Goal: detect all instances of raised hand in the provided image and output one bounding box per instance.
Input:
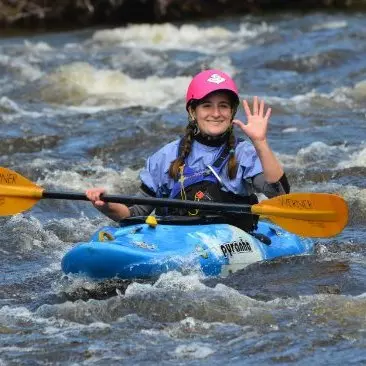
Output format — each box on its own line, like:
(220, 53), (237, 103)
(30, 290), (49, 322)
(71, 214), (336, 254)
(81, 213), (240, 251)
(232, 96), (271, 143)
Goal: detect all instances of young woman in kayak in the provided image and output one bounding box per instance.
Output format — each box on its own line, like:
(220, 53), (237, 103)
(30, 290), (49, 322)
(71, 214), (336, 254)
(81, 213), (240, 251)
(86, 69), (290, 231)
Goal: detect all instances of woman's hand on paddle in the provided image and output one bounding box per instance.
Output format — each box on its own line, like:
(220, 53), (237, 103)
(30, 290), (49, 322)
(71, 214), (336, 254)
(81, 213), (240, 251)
(86, 187), (131, 221)
(86, 188), (107, 207)
(233, 96), (271, 143)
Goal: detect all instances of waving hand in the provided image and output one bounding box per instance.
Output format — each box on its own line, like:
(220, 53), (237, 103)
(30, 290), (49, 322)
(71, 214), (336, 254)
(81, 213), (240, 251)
(233, 96), (271, 143)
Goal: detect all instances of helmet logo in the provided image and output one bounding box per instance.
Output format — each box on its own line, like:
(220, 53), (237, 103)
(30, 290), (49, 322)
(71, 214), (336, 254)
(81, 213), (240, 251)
(207, 73), (226, 84)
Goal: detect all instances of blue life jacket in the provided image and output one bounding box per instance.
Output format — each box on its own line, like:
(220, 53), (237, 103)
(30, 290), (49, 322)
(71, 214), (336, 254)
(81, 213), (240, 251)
(168, 139), (233, 200)
(156, 137), (259, 232)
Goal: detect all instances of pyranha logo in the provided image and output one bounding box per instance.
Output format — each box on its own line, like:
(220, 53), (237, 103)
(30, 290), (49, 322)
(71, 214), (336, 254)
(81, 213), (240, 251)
(220, 238), (252, 257)
(207, 74), (226, 84)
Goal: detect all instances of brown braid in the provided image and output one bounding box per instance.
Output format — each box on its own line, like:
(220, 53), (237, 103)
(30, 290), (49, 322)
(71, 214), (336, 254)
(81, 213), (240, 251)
(169, 121), (195, 180)
(226, 92), (239, 179)
(227, 127), (238, 179)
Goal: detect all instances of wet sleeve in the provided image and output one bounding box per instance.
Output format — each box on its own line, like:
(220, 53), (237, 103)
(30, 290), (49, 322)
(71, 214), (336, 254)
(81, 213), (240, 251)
(251, 172), (290, 198)
(128, 186), (155, 217)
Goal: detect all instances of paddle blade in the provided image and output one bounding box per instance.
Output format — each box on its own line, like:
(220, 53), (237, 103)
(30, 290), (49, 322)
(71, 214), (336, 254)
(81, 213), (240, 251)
(0, 167), (43, 216)
(252, 193), (348, 237)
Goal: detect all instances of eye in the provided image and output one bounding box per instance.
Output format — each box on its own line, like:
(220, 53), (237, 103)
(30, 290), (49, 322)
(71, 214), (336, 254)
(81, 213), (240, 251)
(201, 103), (211, 108)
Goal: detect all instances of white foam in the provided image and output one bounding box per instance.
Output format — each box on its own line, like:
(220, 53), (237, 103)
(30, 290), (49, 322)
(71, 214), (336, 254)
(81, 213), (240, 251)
(41, 62), (190, 109)
(3, 214), (63, 252)
(312, 20), (348, 31)
(350, 80), (366, 101)
(337, 146), (366, 168)
(173, 343), (215, 359)
(91, 23), (233, 52)
(37, 160), (140, 193)
(90, 21), (274, 54)
(279, 141), (349, 170)
(0, 54), (43, 82)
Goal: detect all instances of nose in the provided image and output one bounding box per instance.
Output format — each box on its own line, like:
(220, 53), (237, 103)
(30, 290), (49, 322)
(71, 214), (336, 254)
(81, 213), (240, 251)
(211, 105), (221, 117)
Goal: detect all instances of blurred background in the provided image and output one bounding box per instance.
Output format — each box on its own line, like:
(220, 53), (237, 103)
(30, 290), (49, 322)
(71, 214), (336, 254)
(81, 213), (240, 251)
(2, 0), (366, 32)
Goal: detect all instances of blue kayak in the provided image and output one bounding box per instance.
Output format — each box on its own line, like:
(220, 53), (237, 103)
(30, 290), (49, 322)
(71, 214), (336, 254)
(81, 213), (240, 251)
(61, 216), (314, 280)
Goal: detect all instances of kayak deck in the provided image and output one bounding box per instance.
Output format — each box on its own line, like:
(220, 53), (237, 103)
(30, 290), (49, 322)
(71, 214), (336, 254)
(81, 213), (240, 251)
(61, 216), (314, 280)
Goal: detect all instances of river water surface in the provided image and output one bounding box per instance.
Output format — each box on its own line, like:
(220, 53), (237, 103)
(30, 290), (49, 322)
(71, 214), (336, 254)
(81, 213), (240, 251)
(0, 11), (365, 365)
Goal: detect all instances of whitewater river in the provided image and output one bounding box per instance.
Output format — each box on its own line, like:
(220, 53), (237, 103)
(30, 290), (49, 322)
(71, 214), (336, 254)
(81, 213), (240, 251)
(0, 11), (365, 365)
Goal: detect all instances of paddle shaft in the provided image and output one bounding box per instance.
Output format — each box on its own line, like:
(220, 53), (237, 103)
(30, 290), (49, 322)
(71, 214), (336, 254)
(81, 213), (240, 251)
(42, 191), (253, 214)
(0, 166), (349, 237)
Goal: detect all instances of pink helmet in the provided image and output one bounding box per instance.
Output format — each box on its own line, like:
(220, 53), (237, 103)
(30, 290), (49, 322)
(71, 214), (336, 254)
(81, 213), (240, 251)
(185, 69), (239, 110)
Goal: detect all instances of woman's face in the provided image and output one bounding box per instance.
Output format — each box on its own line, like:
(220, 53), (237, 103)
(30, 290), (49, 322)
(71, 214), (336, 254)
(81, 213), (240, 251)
(190, 92), (233, 136)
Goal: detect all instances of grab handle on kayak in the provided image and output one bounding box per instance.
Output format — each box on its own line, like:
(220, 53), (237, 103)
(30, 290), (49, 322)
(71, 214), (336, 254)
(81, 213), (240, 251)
(98, 231), (115, 242)
(145, 215), (158, 228)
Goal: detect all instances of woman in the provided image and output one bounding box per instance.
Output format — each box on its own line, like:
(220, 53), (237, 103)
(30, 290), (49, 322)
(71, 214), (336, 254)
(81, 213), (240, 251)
(86, 69), (289, 231)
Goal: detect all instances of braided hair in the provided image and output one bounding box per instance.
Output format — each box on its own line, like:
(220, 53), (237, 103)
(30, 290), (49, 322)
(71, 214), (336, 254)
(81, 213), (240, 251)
(168, 119), (195, 180)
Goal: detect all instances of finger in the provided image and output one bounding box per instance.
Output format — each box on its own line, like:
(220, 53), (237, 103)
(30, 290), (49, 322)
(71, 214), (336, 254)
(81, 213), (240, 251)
(232, 119), (242, 126)
(85, 190), (94, 200)
(264, 107), (272, 121)
(242, 100), (252, 117)
(233, 119), (248, 132)
(95, 200), (106, 207)
(91, 195), (98, 202)
(259, 99), (264, 117)
(253, 96), (258, 115)
(89, 192), (101, 202)
(86, 188), (105, 198)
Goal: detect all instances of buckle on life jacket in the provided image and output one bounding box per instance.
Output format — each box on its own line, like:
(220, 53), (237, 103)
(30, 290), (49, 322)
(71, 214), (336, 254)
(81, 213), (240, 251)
(195, 191), (205, 200)
(206, 164), (223, 185)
